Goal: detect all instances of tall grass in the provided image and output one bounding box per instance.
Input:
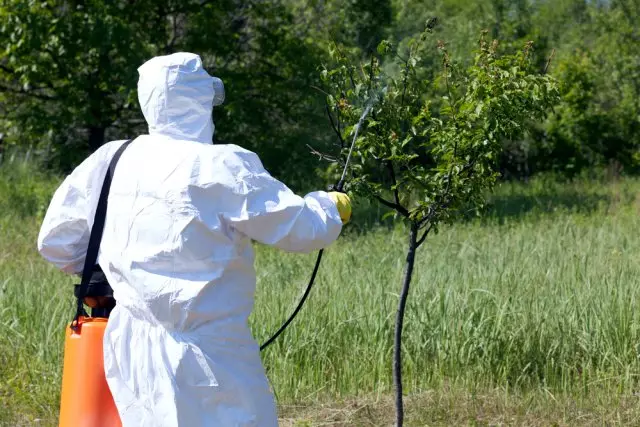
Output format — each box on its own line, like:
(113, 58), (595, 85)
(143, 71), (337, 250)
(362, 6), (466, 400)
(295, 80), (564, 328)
(2, 160), (640, 425)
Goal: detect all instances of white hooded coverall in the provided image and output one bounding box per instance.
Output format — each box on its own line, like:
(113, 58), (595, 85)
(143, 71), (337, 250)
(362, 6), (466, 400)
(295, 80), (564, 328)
(37, 52), (344, 426)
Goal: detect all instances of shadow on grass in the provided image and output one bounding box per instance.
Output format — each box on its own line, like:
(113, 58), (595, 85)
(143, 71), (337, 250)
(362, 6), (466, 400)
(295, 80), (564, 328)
(482, 190), (612, 221)
(460, 174), (640, 225)
(344, 185), (621, 235)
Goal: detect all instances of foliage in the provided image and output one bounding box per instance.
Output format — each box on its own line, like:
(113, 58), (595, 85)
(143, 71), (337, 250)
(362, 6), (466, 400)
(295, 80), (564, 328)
(390, 0), (640, 181)
(321, 26), (559, 230)
(539, 5), (640, 177)
(0, 0), (638, 187)
(0, 0), (161, 169)
(0, 0), (339, 185)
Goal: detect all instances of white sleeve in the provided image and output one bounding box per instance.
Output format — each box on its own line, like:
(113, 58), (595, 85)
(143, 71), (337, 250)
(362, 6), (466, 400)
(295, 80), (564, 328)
(36, 141), (125, 274)
(219, 149), (343, 253)
(37, 167), (93, 274)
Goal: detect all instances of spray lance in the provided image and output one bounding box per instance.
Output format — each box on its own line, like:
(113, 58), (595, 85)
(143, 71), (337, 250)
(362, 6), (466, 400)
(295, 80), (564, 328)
(259, 90), (413, 427)
(259, 103), (373, 351)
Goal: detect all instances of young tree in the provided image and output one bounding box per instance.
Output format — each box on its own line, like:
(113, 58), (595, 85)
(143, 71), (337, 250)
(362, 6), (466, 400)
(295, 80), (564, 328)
(320, 24), (559, 425)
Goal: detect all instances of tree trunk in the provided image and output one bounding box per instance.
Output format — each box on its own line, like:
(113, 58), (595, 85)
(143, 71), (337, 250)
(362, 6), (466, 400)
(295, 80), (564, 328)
(88, 126), (106, 152)
(394, 221), (419, 427)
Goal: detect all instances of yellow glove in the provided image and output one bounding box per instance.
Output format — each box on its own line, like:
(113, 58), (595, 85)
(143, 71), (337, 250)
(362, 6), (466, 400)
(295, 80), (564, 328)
(328, 191), (352, 224)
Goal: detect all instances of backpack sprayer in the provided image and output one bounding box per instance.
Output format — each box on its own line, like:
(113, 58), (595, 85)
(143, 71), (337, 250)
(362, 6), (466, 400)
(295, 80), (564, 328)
(58, 140), (132, 427)
(57, 101), (373, 427)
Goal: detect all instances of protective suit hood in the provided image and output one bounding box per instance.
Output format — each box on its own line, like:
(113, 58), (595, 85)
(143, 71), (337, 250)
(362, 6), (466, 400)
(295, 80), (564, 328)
(137, 52), (225, 143)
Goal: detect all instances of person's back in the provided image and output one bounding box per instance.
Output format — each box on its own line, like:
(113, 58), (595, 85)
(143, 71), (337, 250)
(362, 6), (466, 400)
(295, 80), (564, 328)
(100, 137), (309, 333)
(37, 52), (350, 426)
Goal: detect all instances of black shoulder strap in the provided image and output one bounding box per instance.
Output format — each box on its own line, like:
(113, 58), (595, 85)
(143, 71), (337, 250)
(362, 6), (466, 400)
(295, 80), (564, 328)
(72, 139), (133, 325)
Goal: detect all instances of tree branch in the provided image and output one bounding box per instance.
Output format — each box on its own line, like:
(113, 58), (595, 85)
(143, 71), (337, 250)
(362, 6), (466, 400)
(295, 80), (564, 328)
(0, 64), (15, 75)
(164, 13), (179, 54)
(416, 221), (434, 247)
(306, 144), (338, 163)
(326, 104), (346, 149)
(543, 48), (556, 74)
(418, 158), (477, 232)
(374, 194), (409, 217)
(331, 38), (357, 90)
(0, 82), (57, 101)
(399, 46), (415, 139)
(387, 160), (401, 206)
(310, 84), (331, 97)
(367, 53), (375, 93)
(400, 60), (411, 111)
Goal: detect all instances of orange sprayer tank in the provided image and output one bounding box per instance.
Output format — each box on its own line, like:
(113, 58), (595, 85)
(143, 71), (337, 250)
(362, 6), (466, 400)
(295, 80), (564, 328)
(58, 317), (121, 427)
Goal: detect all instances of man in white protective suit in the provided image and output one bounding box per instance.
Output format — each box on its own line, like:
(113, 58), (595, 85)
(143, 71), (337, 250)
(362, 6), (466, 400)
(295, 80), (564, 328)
(37, 52), (352, 426)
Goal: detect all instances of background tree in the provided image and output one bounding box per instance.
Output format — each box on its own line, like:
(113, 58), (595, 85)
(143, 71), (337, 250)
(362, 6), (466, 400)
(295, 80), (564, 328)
(0, 0), (638, 187)
(0, 0), (156, 169)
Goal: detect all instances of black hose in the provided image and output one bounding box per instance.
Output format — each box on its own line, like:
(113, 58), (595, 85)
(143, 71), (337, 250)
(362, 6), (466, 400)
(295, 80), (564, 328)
(259, 102), (365, 354)
(260, 249), (324, 351)
(260, 177), (344, 351)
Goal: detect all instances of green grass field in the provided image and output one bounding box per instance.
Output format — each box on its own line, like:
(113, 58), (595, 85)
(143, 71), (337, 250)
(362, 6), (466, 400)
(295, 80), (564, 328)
(2, 161), (640, 426)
